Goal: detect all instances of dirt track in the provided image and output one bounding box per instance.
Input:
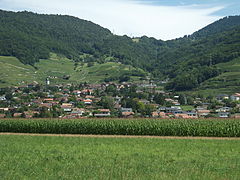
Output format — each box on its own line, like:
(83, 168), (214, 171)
(0, 133), (240, 140)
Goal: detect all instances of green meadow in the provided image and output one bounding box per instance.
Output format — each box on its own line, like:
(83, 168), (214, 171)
(191, 57), (240, 96)
(0, 54), (146, 87)
(0, 135), (239, 180)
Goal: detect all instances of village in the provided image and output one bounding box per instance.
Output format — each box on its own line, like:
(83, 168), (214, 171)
(0, 79), (240, 119)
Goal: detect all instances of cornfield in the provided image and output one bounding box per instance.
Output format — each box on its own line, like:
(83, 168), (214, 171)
(0, 118), (240, 137)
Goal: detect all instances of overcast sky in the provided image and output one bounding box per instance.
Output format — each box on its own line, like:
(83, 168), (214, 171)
(0, 0), (239, 40)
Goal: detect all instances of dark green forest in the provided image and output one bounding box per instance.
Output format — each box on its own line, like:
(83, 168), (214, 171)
(0, 9), (240, 91)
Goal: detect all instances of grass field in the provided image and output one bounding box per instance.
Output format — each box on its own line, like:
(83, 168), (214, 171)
(0, 135), (239, 179)
(0, 54), (147, 87)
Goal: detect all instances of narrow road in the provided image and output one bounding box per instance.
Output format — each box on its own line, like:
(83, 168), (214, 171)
(0, 133), (240, 140)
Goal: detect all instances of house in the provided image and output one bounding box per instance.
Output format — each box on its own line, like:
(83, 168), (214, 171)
(13, 113), (22, 118)
(121, 108), (133, 113)
(0, 114), (6, 118)
(0, 96), (6, 101)
(121, 108), (134, 117)
(63, 115), (77, 119)
(83, 99), (92, 105)
(165, 107), (180, 113)
(159, 112), (169, 118)
(122, 111), (135, 117)
(94, 109), (111, 117)
(233, 113), (240, 118)
(73, 90), (81, 96)
(173, 110), (184, 115)
(81, 89), (93, 95)
(197, 110), (210, 117)
(39, 103), (52, 110)
(230, 93), (240, 101)
(47, 94), (54, 98)
(152, 111), (160, 118)
(62, 103), (73, 107)
(196, 106), (205, 111)
(202, 103), (210, 109)
(32, 99), (42, 105)
(159, 107), (167, 111)
(165, 98), (175, 103)
(216, 94), (229, 101)
(172, 101), (180, 106)
(136, 90), (143, 93)
(24, 111), (40, 118)
(61, 103), (73, 112)
(115, 96), (122, 104)
(114, 103), (121, 109)
(216, 107), (232, 113)
(187, 111), (198, 118)
(43, 98), (54, 102)
(89, 84), (102, 90)
(61, 106), (72, 112)
(152, 110), (169, 118)
(85, 95), (95, 99)
(218, 112), (230, 118)
(194, 98), (202, 104)
(71, 108), (85, 117)
(175, 113), (191, 119)
(0, 108), (9, 112)
(171, 106), (181, 110)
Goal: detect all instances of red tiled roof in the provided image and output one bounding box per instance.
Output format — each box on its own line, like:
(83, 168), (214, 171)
(122, 112), (134, 116)
(98, 109), (110, 112)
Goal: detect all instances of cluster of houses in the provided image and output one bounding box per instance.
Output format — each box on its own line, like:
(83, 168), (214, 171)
(0, 83), (240, 119)
(0, 83), (136, 118)
(152, 106), (239, 119)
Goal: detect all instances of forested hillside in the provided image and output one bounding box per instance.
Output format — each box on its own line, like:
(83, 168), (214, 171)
(163, 26), (240, 91)
(191, 16), (240, 39)
(0, 9), (240, 92)
(0, 9), (162, 70)
(0, 10), (112, 65)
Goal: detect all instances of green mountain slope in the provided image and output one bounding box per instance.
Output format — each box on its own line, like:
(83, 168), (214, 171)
(0, 9), (162, 71)
(0, 9), (111, 65)
(0, 54), (147, 87)
(195, 57), (240, 95)
(162, 25), (240, 91)
(191, 16), (240, 39)
(0, 9), (240, 93)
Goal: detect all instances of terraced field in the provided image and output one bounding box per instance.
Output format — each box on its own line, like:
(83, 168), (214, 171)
(195, 57), (240, 95)
(0, 54), (147, 87)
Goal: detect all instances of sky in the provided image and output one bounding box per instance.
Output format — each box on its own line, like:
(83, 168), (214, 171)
(0, 0), (239, 40)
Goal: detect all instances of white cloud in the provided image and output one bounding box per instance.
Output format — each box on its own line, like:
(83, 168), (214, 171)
(0, 0), (224, 40)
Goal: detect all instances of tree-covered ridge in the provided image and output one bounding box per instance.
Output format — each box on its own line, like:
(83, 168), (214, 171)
(191, 16), (240, 39)
(0, 10), (111, 65)
(0, 10), (163, 70)
(0, 9), (240, 92)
